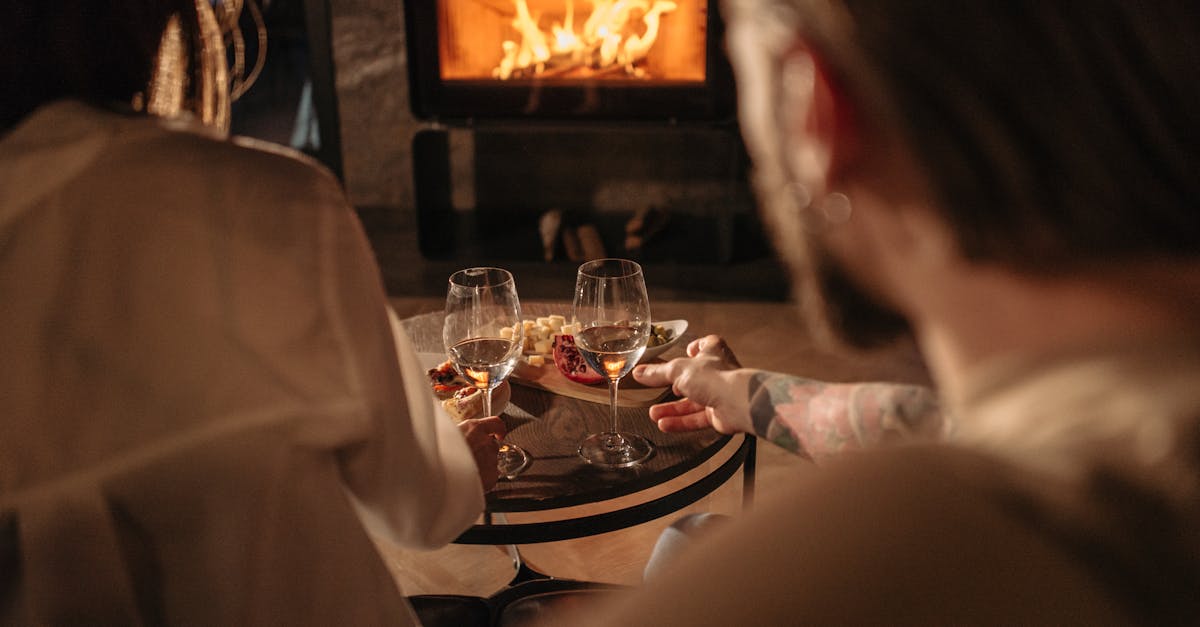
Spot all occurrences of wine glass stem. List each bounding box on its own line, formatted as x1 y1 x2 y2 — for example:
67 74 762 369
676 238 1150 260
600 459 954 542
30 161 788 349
484 385 508 453
608 377 620 434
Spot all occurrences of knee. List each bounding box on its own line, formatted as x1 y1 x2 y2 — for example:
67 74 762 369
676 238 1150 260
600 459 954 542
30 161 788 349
643 512 730 582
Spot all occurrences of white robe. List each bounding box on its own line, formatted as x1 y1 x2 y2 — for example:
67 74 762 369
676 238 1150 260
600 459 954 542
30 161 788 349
0 101 482 625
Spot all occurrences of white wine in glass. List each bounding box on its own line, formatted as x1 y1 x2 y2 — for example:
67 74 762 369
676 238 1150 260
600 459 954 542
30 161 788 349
572 258 654 468
444 267 530 479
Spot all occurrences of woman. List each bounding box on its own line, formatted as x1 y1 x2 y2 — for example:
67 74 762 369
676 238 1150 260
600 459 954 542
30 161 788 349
1 2 501 624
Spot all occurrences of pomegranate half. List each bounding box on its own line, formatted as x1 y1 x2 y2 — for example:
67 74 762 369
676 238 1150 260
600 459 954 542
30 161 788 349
552 334 605 385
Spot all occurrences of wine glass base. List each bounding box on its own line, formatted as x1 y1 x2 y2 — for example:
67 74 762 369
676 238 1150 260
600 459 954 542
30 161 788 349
578 432 654 468
498 443 531 480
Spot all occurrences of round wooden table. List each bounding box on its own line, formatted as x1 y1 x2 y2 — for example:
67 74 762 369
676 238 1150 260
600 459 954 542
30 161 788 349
401 306 756 546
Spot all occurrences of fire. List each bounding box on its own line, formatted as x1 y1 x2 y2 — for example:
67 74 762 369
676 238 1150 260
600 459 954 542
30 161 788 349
493 0 679 80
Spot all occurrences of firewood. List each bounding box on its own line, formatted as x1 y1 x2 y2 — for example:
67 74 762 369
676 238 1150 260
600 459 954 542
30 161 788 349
577 223 606 261
562 225 584 262
539 209 562 262
624 206 669 253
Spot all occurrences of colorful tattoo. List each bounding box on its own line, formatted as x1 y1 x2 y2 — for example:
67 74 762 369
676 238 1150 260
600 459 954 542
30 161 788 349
747 372 943 461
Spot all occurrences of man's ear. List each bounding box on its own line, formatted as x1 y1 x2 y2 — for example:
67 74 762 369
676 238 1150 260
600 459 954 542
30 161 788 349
781 43 862 191
811 54 861 185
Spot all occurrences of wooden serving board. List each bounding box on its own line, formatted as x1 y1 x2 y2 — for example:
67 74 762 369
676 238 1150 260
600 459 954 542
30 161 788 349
510 360 672 407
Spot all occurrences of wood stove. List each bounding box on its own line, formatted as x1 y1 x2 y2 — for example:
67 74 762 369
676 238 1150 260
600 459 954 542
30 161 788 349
403 0 766 268
405 0 734 121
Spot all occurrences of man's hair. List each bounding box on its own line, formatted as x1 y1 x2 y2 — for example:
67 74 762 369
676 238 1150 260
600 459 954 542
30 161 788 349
787 0 1200 270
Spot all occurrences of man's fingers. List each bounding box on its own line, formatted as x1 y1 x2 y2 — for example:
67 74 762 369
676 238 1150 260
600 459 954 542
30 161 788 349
686 335 740 367
649 399 711 432
685 334 716 357
633 362 674 386
654 411 714 432
648 398 706 420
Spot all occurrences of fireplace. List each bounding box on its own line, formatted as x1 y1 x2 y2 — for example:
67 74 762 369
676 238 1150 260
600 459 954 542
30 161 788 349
405 0 733 121
403 0 768 269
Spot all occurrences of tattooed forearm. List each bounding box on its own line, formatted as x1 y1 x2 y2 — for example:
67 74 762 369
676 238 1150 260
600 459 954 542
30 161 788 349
746 372 943 460
748 372 826 456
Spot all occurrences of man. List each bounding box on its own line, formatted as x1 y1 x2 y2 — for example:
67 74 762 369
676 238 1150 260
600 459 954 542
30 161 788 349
1 2 502 624
575 0 1200 623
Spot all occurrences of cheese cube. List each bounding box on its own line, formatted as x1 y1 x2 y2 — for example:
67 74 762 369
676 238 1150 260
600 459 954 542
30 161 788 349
499 326 515 340
547 314 566 331
535 317 551 328
533 338 553 354
526 354 545 367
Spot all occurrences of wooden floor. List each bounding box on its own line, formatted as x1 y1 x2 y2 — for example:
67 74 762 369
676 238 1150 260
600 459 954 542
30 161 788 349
379 296 931 597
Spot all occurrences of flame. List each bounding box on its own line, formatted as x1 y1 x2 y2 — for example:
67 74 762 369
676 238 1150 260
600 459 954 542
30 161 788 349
493 0 678 80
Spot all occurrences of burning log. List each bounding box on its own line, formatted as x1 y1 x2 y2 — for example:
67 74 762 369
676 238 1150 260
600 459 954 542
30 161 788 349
493 0 679 80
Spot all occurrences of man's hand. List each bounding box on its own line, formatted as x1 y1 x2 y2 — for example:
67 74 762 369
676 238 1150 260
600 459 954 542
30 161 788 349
457 416 506 492
632 335 752 435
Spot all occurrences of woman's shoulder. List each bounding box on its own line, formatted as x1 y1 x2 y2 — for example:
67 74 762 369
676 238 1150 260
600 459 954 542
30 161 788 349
96 110 350 216
149 116 338 188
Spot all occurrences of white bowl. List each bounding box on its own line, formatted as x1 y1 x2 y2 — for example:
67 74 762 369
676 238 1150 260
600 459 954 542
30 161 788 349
640 319 688 363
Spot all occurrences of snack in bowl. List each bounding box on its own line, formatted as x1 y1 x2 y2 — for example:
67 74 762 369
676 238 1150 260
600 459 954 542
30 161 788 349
639 319 688 363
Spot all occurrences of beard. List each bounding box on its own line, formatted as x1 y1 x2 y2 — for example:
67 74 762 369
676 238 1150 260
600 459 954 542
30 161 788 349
753 169 912 353
725 20 909 353
801 240 913 352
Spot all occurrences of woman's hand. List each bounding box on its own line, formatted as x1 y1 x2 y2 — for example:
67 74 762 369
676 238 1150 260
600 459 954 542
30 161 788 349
457 416 506 491
632 335 752 435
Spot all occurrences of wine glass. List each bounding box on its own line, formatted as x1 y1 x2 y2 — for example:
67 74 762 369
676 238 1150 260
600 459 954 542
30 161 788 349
572 258 654 468
444 267 530 479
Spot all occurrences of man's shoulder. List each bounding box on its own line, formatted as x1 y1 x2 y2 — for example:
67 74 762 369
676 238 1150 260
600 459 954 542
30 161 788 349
769 444 1031 547
603 445 1137 625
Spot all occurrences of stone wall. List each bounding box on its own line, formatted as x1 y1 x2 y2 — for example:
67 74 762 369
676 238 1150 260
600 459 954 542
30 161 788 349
328 0 413 212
